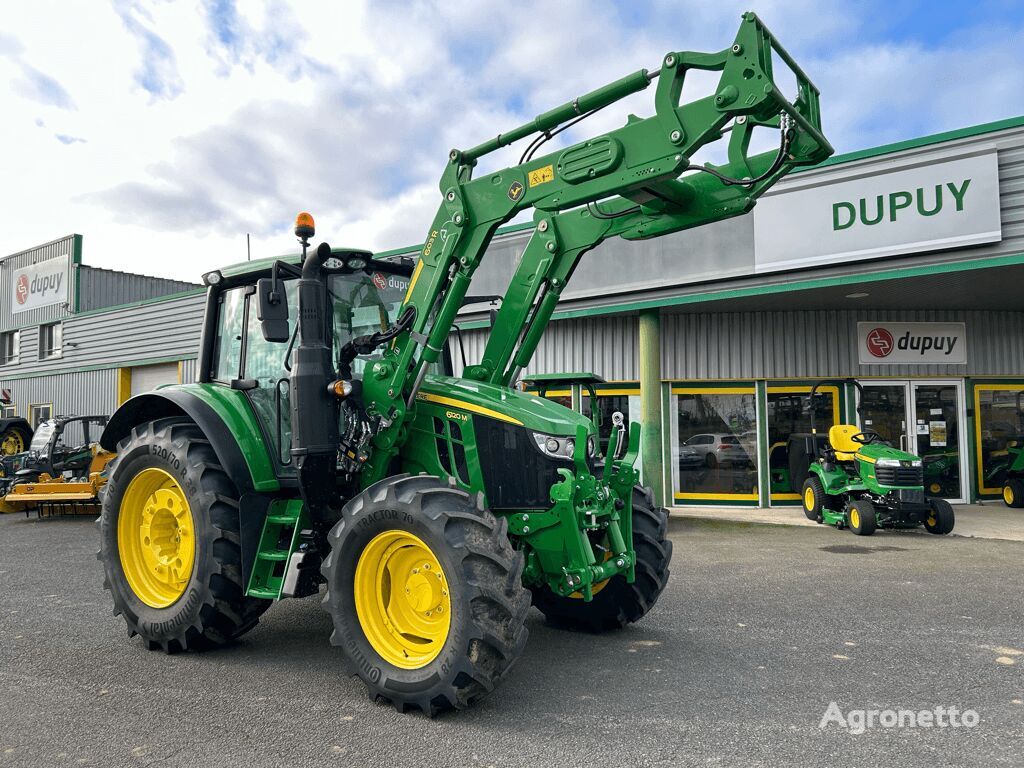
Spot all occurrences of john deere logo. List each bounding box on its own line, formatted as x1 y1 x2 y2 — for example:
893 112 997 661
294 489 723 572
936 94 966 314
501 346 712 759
833 179 971 231
507 180 524 202
866 327 894 358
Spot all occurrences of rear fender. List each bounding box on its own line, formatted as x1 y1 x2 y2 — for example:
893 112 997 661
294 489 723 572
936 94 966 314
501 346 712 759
101 385 280 494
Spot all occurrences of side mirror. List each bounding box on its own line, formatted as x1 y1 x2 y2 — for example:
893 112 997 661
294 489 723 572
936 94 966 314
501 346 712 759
257 278 290 342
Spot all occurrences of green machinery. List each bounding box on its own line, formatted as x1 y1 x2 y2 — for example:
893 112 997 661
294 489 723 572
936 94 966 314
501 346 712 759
800 380 955 536
97 13 831 714
987 391 1024 507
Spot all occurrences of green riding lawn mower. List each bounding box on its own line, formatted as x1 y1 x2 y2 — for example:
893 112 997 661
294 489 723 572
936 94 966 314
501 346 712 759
984 390 1024 508
96 13 831 714
799 380 955 536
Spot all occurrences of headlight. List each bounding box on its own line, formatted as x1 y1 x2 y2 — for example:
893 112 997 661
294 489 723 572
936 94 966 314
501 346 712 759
910 459 922 467
533 432 582 459
587 436 596 457
875 458 900 467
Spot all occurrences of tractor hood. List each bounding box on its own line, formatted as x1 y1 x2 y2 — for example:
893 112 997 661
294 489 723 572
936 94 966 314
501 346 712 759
856 443 920 464
417 375 594 437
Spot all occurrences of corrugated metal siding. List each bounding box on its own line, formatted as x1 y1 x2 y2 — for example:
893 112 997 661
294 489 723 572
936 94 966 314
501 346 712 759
0 235 77 329
662 310 1024 380
180 358 198 384
1 368 117 418
77 266 199 312
455 315 639 380
0 292 205 379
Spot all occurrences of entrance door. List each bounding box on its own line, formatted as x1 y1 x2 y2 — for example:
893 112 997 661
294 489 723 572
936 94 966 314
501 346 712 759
858 380 967 503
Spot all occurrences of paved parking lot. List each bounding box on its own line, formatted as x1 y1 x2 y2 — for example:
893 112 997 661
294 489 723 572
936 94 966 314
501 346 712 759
1 512 1022 767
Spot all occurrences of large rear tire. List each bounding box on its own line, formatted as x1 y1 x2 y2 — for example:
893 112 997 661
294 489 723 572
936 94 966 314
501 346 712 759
801 476 828 522
0 423 31 456
321 474 530 715
98 417 271 652
529 485 672 632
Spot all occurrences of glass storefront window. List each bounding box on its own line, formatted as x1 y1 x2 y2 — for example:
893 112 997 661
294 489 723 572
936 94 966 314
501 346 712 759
974 384 1024 495
765 386 838 500
671 387 758 502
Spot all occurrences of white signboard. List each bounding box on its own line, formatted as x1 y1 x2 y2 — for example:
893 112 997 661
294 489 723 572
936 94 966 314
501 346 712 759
857 322 967 365
11 256 68 314
754 151 1002 273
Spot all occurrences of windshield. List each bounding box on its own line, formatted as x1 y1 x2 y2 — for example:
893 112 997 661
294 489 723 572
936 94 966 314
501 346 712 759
29 421 55 454
329 270 409 375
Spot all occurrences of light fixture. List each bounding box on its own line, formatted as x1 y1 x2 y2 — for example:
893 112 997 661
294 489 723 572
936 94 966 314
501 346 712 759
845 291 869 299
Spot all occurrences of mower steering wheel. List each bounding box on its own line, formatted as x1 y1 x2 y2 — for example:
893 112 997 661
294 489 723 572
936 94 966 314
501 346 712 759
851 430 884 445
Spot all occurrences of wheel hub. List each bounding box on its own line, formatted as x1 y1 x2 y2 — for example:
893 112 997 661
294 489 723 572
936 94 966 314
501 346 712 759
354 531 451 669
117 468 195 609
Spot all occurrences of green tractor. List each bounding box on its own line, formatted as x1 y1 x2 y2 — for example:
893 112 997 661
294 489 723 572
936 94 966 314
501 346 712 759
800 380 955 536
96 14 831 714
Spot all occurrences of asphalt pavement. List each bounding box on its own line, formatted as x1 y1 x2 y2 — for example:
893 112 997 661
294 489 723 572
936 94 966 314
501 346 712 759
1 513 1022 767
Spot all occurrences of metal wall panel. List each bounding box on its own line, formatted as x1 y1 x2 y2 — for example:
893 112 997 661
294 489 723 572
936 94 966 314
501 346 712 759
77 266 198 312
662 309 1024 380
0 292 205 379
2 368 117 420
454 315 639 380
0 235 78 330
179 358 198 384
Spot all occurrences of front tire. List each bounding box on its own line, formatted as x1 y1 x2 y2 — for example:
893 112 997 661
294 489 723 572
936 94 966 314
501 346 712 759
0 424 30 456
848 499 877 536
98 418 271 652
924 498 956 535
1002 478 1024 508
321 474 530 715
529 485 672 632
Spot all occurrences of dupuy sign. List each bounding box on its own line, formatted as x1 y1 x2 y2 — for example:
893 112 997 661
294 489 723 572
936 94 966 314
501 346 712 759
857 322 967 365
753 150 1002 273
12 256 68 314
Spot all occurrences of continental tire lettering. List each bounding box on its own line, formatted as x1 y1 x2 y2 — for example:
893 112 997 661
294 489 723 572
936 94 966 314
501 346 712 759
343 623 382 682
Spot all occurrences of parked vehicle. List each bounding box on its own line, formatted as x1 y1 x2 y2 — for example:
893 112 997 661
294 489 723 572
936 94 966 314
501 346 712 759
682 433 747 468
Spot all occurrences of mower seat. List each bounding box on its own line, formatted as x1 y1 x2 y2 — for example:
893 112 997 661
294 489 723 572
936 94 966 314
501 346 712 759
828 424 861 462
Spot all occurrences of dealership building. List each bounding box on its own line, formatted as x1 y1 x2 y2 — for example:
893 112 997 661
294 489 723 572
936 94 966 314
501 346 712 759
2 115 1023 509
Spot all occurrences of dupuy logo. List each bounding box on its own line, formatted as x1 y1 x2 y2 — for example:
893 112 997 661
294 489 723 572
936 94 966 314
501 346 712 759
15 275 29 305
371 272 387 291
866 327 894 358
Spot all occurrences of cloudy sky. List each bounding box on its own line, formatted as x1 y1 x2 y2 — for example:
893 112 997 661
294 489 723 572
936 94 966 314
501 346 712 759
1 0 1022 282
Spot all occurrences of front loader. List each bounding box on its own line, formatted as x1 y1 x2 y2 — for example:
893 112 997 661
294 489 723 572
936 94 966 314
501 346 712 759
97 12 832 714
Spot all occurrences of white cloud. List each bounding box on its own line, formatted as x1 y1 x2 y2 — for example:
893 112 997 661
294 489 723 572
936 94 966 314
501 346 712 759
0 1 1020 282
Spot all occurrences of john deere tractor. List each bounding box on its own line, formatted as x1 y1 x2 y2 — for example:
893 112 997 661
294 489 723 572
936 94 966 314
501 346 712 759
801 380 955 536
97 13 831 714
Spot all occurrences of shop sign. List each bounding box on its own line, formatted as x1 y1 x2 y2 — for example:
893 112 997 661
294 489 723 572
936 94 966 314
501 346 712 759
857 322 967 365
11 256 68 314
753 151 1001 272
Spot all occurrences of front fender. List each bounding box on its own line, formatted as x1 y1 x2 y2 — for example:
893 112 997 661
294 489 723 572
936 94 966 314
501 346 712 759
101 384 280 493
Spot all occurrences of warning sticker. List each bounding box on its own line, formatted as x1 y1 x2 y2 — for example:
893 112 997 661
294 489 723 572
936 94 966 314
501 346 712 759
528 164 554 187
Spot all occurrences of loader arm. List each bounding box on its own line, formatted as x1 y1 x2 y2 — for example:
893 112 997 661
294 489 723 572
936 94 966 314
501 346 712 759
358 11 832 484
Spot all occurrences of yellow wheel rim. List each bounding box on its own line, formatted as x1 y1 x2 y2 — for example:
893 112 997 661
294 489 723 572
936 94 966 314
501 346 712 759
850 508 860 528
117 468 195 609
354 530 451 669
804 486 815 511
1004 486 1014 505
930 483 942 495
927 514 937 527
1 431 24 456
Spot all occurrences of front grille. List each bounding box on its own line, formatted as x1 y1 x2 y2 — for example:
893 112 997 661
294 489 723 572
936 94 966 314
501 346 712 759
876 465 923 487
473 416 589 510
